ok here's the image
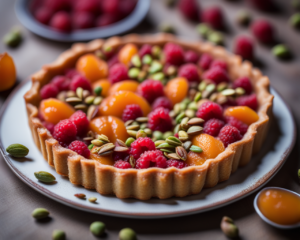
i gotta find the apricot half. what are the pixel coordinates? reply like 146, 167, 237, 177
0, 52, 16, 92
108, 80, 139, 96
118, 43, 138, 66
224, 106, 259, 125
92, 79, 111, 97
165, 77, 189, 105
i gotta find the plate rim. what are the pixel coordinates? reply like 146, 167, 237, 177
0, 79, 296, 219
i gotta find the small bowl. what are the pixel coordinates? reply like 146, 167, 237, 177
254, 187, 300, 229
15, 0, 150, 42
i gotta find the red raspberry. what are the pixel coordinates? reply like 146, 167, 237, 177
96, 14, 118, 27
139, 44, 152, 58
202, 7, 224, 29
68, 140, 90, 158
203, 118, 225, 137
210, 60, 227, 71
69, 110, 89, 137
196, 101, 223, 121
233, 77, 252, 95
72, 12, 94, 29
108, 55, 119, 68
40, 84, 59, 99
42, 121, 55, 134
113, 151, 130, 162
247, 0, 275, 12
225, 116, 248, 135
178, 0, 200, 21
51, 75, 70, 91
70, 75, 92, 92
202, 67, 229, 84
234, 36, 254, 60
251, 19, 274, 44
198, 53, 213, 70
34, 8, 53, 24
44, 0, 70, 12
152, 97, 173, 111
163, 43, 185, 66
137, 79, 164, 104
122, 104, 143, 122
221, 98, 237, 109
102, 0, 120, 15
184, 50, 199, 64
119, 0, 137, 17
74, 0, 99, 14
109, 63, 128, 84
64, 68, 80, 78
174, 133, 179, 138
114, 160, 132, 169
136, 150, 167, 169
148, 107, 173, 132
53, 119, 77, 146
218, 125, 242, 147
129, 137, 156, 159
166, 159, 187, 169
50, 11, 72, 32
236, 93, 258, 111
178, 63, 200, 83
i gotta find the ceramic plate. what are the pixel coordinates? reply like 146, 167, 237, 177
0, 81, 296, 219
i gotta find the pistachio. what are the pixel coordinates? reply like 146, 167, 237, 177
126, 124, 140, 131
98, 143, 115, 154
176, 146, 188, 161
32, 208, 49, 219
166, 136, 182, 147
180, 117, 189, 128
206, 84, 216, 92
216, 94, 227, 105
94, 86, 102, 96
129, 155, 135, 168
167, 153, 180, 160
174, 103, 181, 114
151, 45, 162, 58
85, 96, 95, 105
119, 228, 136, 240
235, 87, 245, 96
198, 81, 207, 91
176, 112, 186, 124
201, 90, 211, 99
93, 96, 103, 105
178, 130, 189, 141
57, 91, 67, 102
34, 171, 56, 183
174, 124, 181, 134
236, 10, 251, 26
149, 60, 163, 73
166, 65, 177, 76
169, 110, 177, 118
76, 87, 84, 99
74, 193, 86, 199
66, 90, 76, 98
92, 147, 101, 154
98, 134, 110, 143
131, 54, 142, 67
128, 68, 140, 79
217, 82, 228, 92
152, 72, 165, 81
114, 146, 129, 152
187, 126, 203, 135
185, 109, 196, 118
188, 102, 198, 111
220, 216, 239, 238
88, 197, 97, 203
187, 117, 204, 126
116, 139, 127, 147
3, 27, 22, 47
138, 71, 147, 82
290, 13, 300, 28
131, 121, 139, 126
163, 131, 173, 140
74, 104, 87, 111
99, 150, 113, 156
125, 120, 134, 126
90, 221, 106, 237
196, 23, 211, 38
190, 145, 203, 153
125, 137, 135, 147
66, 97, 82, 104
91, 139, 104, 146
136, 130, 147, 138
142, 54, 152, 65
159, 23, 175, 33
208, 31, 224, 45
52, 230, 66, 240
155, 140, 165, 147
144, 128, 152, 136
160, 148, 174, 153
6, 143, 29, 158
87, 105, 98, 120
88, 144, 94, 150
136, 117, 148, 123
157, 142, 175, 149
183, 141, 192, 151
298, 169, 300, 179
272, 44, 290, 59
221, 89, 235, 96
194, 92, 202, 102
210, 93, 218, 102
127, 130, 138, 138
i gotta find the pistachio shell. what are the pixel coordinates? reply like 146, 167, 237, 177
126, 125, 140, 130
166, 136, 182, 147
98, 134, 110, 143
98, 143, 115, 154
99, 150, 113, 156
76, 87, 84, 99
6, 143, 29, 157
114, 146, 129, 152
155, 140, 166, 147
187, 126, 203, 135
221, 89, 235, 96
136, 117, 148, 123
65, 97, 82, 104
167, 153, 180, 160
32, 208, 49, 219
116, 139, 127, 147
176, 146, 187, 161
125, 120, 134, 126
34, 171, 56, 183
157, 142, 175, 149
91, 139, 104, 146
127, 130, 138, 138
163, 131, 173, 140
183, 141, 192, 151
136, 130, 147, 138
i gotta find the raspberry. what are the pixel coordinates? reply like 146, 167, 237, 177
114, 160, 132, 169
122, 104, 143, 122
113, 151, 130, 162
72, 12, 94, 29
247, 0, 275, 11
137, 79, 165, 104
139, 44, 152, 58
178, 0, 199, 21
136, 150, 167, 169
50, 11, 72, 32
68, 140, 90, 158
203, 118, 225, 137
184, 50, 199, 64
53, 119, 77, 146
163, 43, 185, 66
202, 67, 229, 84
42, 121, 55, 134
40, 84, 59, 99
74, 0, 99, 14
174, 133, 179, 138
70, 75, 92, 92
221, 98, 237, 109
202, 7, 224, 29
196, 101, 223, 121
108, 55, 119, 68
178, 63, 200, 83
152, 97, 173, 111
166, 159, 187, 169
198, 53, 213, 70
119, 0, 137, 17
69, 110, 89, 137
218, 125, 242, 147
148, 107, 173, 132
34, 8, 52, 24
225, 116, 248, 135
102, 0, 120, 15
109, 63, 128, 84
96, 14, 118, 27
44, 0, 70, 12
236, 93, 258, 111
129, 137, 156, 159
210, 60, 227, 71
64, 68, 80, 78
251, 19, 274, 44
233, 77, 252, 95
234, 36, 254, 60
51, 75, 70, 91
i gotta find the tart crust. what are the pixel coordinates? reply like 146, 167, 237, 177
24, 34, 273, 200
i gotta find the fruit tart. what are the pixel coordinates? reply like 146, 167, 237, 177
24, 34, 273, 200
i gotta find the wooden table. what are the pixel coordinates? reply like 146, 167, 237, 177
1, 0, 300, 239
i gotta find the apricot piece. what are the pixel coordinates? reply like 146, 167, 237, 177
186, 133, 225, 166
92, 79, 111, 97
224, 106, 259, 125
0, 52, 16, 92
98, 91, 151, 118
90, 148, 115, 166
76, 54, 108, 82
118, 43, 138, 66
165, 77, 189, 105
108, 80, 139, 96
39, 98, 75, 124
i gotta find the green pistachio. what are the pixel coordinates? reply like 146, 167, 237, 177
221, 216, 239, 238
6, 143, 29, 158
236, 10, 251, 26
290, 13, 300, 28
183, 141, 192, 151
185, 109, 195, 118
32, 208, 50, 219
163, 131, 173, 140
149, 61, 163, 73
217, 82, 228, 92
3, 28, 22, 47
188, 102, 198, 111
190, 145, 203, 153
34, 171, 56, 183
174, 124, 181, 134
140, 123, 147, 129
157, 142, 175, 149
159, 23, 175, 33
131, 54, 142, 67
125, 137, 135, 147
166, 136, 182, 147
52, 230, 66, 240
152, 72, 165, 81
88, 144, 94, 150
142, 54, 152, 65
93, 96, 103, 105
119, 228, 137, 240
151, 46, 162, 58
198, 81, 207, 91
298, 169, 300, 178
160, 148, 174, 153
155, 140, 166, 147
90, 221, 106, 236
206, 84, 216, 92
153, 131, 164, 141
128, 68, 140, 79
194, 92, 202, 102
136, 130, 147, 138
166, 65, 177, 76
207, 31, 224, 45
175, 112, 186, 124
272, 44, 290, 59
94, 86, 102, 96
196, 23, 212, 38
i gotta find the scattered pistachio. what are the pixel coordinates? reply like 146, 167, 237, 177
131, 54, 142, 67
87, 105, 98, 120
32, 208, 49, 219
91, 139, 104, 146
88, 197, 97, 203
74, 104, 87, 111
76, 87, 84, 99
136, 129, 147, 138
157, 142, 175, 149
52, 230, 66, 240
142, 54, 152, 65
174, 124, 181, 134
180, 117, 189, 130
206, 84, 216, 93
88, 144, 94, 150
208, 31, 224, 45
128, 68, 140, 79
194, 92, 202, 102
185, 109, 195, 118
85, 96, 95, 105
151, 45, 162, 58
163, 131, 173, 140
198, 81, 207, 91
152, 72, 165, 81
83, 90, 90, 99
236, 10, 251, 26
34, 171, 56, 183
126, 124, 140, 131
166, 153, 180, 160
74, 193, 86, 199
149, 60, 163, 73
235, 87, 245, 96
160, 148, 173, 153
138, 71, 147, 82
119, 228, 137, 240
98, 134, 110, 143
196, 23, 211, 38
155, 140, 166, 147
209, 93, 218, 102
66, 90, 76, 98
144, 128, 152, 136
217, 82, 227, 92
272, 44, 290, 59
114, 146, 129, 152
136, 117, 148, 123
190, 145, 203, 153
159, 23, 175, 33
125, 120, 134, 126
220, 216, 239, 238
290, 13, 300, 28
99, 150, 113, 156
188, 102, 198, 111
166, 65, 177, 76
221, 89, 235, 96
93, 96, 103, 105
176, 146, 187, 161
6, 143, 29, 158
90, 221, 106, 236
98, 143, 115, 154
3, 27, 22, 47
166, 136, 182, 147
183, 141, 192, 151
125, 137, 135, 147
176, 112, 186, 124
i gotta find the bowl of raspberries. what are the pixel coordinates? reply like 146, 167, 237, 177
15, 0, 150, 42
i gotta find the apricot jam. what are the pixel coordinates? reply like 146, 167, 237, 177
258, 189, 300, 225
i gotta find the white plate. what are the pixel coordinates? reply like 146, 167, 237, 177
0, 81, 296, 219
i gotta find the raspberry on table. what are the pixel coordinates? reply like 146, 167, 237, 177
236, 93, 258, 111
137, 79, 165, 104
40, 84, 59, 99
68, 140, 90, 158
109, 63, 128, 84
74, 0, 99, 14
70, 75, 92, 92
34, 8, 53, 24
198, 53, 213, 70
210, 60, 227, 71
148, 107, 173, 132
225, 116, 248, 135
196, 101, 223, 121
122, 104, 143, 122
251, 19, 275, 44
129, 137, 156, 159
136, 150, 167, 169
51, 75, 70, 91
152, 97, 173, 111
53, 119, 77, 146
218, 125, 242, 147
139, 44, 152, 58
203, 118, 225, 137
96, 14, 118, 27
166, 159, 187, 169
178, 63, 200, 83
202, 7, 224, 29
202, 66, 229, 84
114, 160, 132, 169
163, 43, 185, 66
69, 110, 89, 137
42, 121, 55, 134
72, 12, 94, 29
184, 50, 199, 63
49, 11, 72, 32
178, 0, 200, 21
233, 76, 252, 95
234, 36, 254, 60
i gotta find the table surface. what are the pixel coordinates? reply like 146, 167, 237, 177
1, 0, 300, 239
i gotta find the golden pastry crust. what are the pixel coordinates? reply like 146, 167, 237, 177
24, 33, 273, 200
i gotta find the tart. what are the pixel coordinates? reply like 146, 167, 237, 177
24, 33, 273, 200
